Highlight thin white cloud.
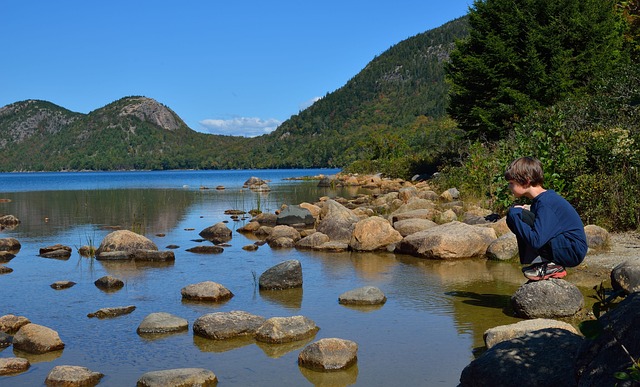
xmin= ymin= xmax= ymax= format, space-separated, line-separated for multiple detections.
xmin=199 ymin=116 xmax=282 ymax=137
xmin=299 ymin=96 xmax=322 ymax=111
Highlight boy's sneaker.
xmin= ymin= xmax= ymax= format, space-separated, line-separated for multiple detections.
xmin=522 ymin=262 xmax=566 ymax=281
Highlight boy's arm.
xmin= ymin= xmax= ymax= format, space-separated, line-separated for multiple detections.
xmin=507 ymin=203 xmax=560 ymax=250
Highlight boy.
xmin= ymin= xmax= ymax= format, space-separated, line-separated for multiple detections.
xmin=504 ymin=157 xmax=588 ymax=281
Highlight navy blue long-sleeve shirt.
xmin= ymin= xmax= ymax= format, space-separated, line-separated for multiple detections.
xmin=506 ymin=190 xmax=588 ymax=267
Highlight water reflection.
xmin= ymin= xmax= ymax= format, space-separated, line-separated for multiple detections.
xmin=299 ymin=364 xmax=359 ymax=386
xmin=256 ymin=336 xmax=316 ymax=358
xmin=193 ymin=335 xmax=255 ymax=353
xmin=259 ymin=288 xmax=303 ymax=310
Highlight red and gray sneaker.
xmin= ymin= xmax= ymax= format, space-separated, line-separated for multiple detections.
xmin=522 ymin=262 xmax=566 ymax=281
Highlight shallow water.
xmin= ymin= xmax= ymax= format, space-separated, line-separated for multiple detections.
xmin=0 ymin=170 xmax=593 ymax=386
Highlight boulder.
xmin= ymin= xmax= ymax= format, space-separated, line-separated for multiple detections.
xmin=0 ymin=265 xmax=13 ymax=274
xmin=313 ymin=241 xmax=350 ymax=252
xmin=45 ymin=365 xmax=103 ymax=386
xmin=441 ymin=188 xmax=460 ymax=201
xmin=0 ymin=214 xmax=20 ymax=226
xmin=39 ymin=244 xmax=72 ymax=255
xmin=255 ymin=316 xmax=319 ymax=344
xmin=316 ymin=200 xmax=360 ymax=243
xmin=0 ymin=357 xmax=30 ymax=375
xmin=78 ymin=245 xmax=96 ymax=257
xmin=237 ymin=221 xmax=261 ymax=233
xmin=576 ymin=292 xmax=640 ymax=386
xmin=12 ymin=323 xmax=65 ymax=354
xmin=584 ymin=224 xmax=610 ymax=252
xmin=484 ymin=318 xmax=579 ymax=349
xmin=0 ymin=251 xmax=16 ymax=263
xmin=137 ymin=368 xmax=217 ymax=387
xmin=296 ymin=232 xmax=330 ymax=249
xmin=198 ymin=222 xmax=232 ymax=244
xmin=459 ymin=328 xmax=583 ymax=386
xmin=349 ymin=216 xmax=403 ymax=251
xmin=338 ymin=286 xmax=386 ymax=305
xmin=396 ymin=221 xmax=497 ymax=259
xmin=137 ymin=312 xmax=189 ymax=334
xmin=486 ymin=232 xmax=518 ymax=261
xmin=266 ymin=225 xmax=302 ymax=243
xmin=276 ymin=205 xmax=315 ymax=226
xmin=193 ymin=310 xmax=266 ymax=340
xmin=299 ymin=202 xmax=321 ymax=218
xmin=87 ymin=305 xmax=136 ymax=319
xmin=393 ymin=218 xmax=437 ymax=237
xmin=242 ymin=244 xmax=259 ymax=251
xmin=95 ymin=230 xmax=157 ymax=255
xmin=94 ymin=275 xmax=124 ymax=290
xmin=268 ymin=237 xmax=296 ymax=248
xmin=298 ymin=338 xmax=358 ymax=371
xmin=252 ymin=212 xmax=277 ymax=225
xmin=0 ymin=237 xmax=21 ymax=252
xmin=511 ymin=279 xmax=584 ymax=318
xmin=610 ymin=260 xmax=640 ymax=295
xmin=0 ymin=314 xmax=30 ymax=334
xmin=259 ymin=260 xmax=303 ymax=290
xmin=181 ymin=281 xmax=234 ymax=302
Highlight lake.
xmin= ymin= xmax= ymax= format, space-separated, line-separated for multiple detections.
xmin=0 ymin=169 xmax=587 ymax=386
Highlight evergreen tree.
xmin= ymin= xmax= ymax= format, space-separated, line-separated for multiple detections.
xmin=446 ymin=0 xmax=626 ymax=140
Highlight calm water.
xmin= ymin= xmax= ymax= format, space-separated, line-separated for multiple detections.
xmin=0 ymin=170 xmax=593 ymax=386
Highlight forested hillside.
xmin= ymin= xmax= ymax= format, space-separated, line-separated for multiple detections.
xmin=0 ymin=17 xmax=469 ymax=173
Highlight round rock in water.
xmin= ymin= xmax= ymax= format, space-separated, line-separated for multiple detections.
xmin=193 ymin=311 xmax=266 ymax=340
xmin=50 ymin=280 xmax=76 ymax=290
xmin=511 ymin=279 xmax=584 ymax=318
xmin=181 ymin=281 xmax=233 ymax=302
xmin=137 ymin=312 xmax=189 ymax=335
xmin=45 ymin=365 xmax=103 ymax=386
xmin=259 ymin=260 xmax=303 ymax=290
xmin=338 ymin=286 xmax=387 ymax=306
xmin=298 ymin=338 xmax=358 ymax=371
xmin=95 ymin=229 xmax=158 ymax=255
xmin=0 ymin=357 xmax=30 ymax=375
xmin=255 ymin=316 xmax=319 ymax=344
xmin=12 ymin=323 xmax=65 ymax=354
xmin=137 ymin=368 xmax=217 ymax=387
xmin=198 ymin=222 xmax=232 ymax=244
xmin=94 ymin=275 xmax=124 ymax=290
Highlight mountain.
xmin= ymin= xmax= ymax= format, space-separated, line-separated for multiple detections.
xmin=0 ymin=16 xmax=469 ymax=172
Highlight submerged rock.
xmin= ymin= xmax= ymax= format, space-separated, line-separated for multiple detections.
xmin=87 ymin=305 xmax=136 ymax=319
xmin=137 ymin=368 xmax=217 ymax=387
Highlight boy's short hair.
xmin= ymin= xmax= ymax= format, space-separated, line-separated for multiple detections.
xmin=504 ymin=157 xmax=544 ymax=186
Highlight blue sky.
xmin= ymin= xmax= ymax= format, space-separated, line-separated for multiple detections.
xmin=1 ymin=1 xmax=472 ymax=137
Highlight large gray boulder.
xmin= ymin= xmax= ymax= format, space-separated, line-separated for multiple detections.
xmin=316 ymin=200 xmax=360 ymax=243
xmin=460 ymin=328 xmax=583 ymax=387
xmin=259 ymin=260 xmax=303 ymax=290
xmin=396 ymin=221 xmax=497 ymax=259
xmin=45 ymin=365 xmax=103 ymax=386
xmin=137 ymin=368 xmax=217 ymax=387
xmin=576 ymin=292 xmax=640 ymax=386
xmin=198 ymin=222 xmax=232 ymax=244
xmin=511 ymin=279 xmax=584 ymax=318
xmin=298 ymin=338 xmax=358 ymax=371
xmin=95 ymin=230 xmax=157 ymax=255
xmin=611 ymin=260 xmax=640 ymax=295
xmin=296 ymin=232 xmax=330 ymax=249
xmin=12 ymin=323 xmax=65 ymax=354
xmin=193 ymin=311 xmax=266 ymax=340
xmin=254 ymin=316 xmax=319 ymax=344
xmin=392 ymin=218 xmax=437 ymax=237
xmin=276 ymin=205 xmax=315 ymax=226
xmin=349 ymin=216 xmax=402 ymax=251
xmin=584 ymin=224 xmax=610 ymax=252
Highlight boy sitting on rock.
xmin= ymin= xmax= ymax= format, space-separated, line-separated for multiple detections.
xmin=504 ymin=156 xmax=588 ymax=281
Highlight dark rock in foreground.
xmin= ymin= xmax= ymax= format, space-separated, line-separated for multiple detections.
xmin=459 ymin=328 xmax=583 ymax=387
xmin=511 ymin=279 xmax=584 ymax=318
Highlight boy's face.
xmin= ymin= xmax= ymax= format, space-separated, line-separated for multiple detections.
xmin=507 ymin=180 xmax=527 ymax=198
